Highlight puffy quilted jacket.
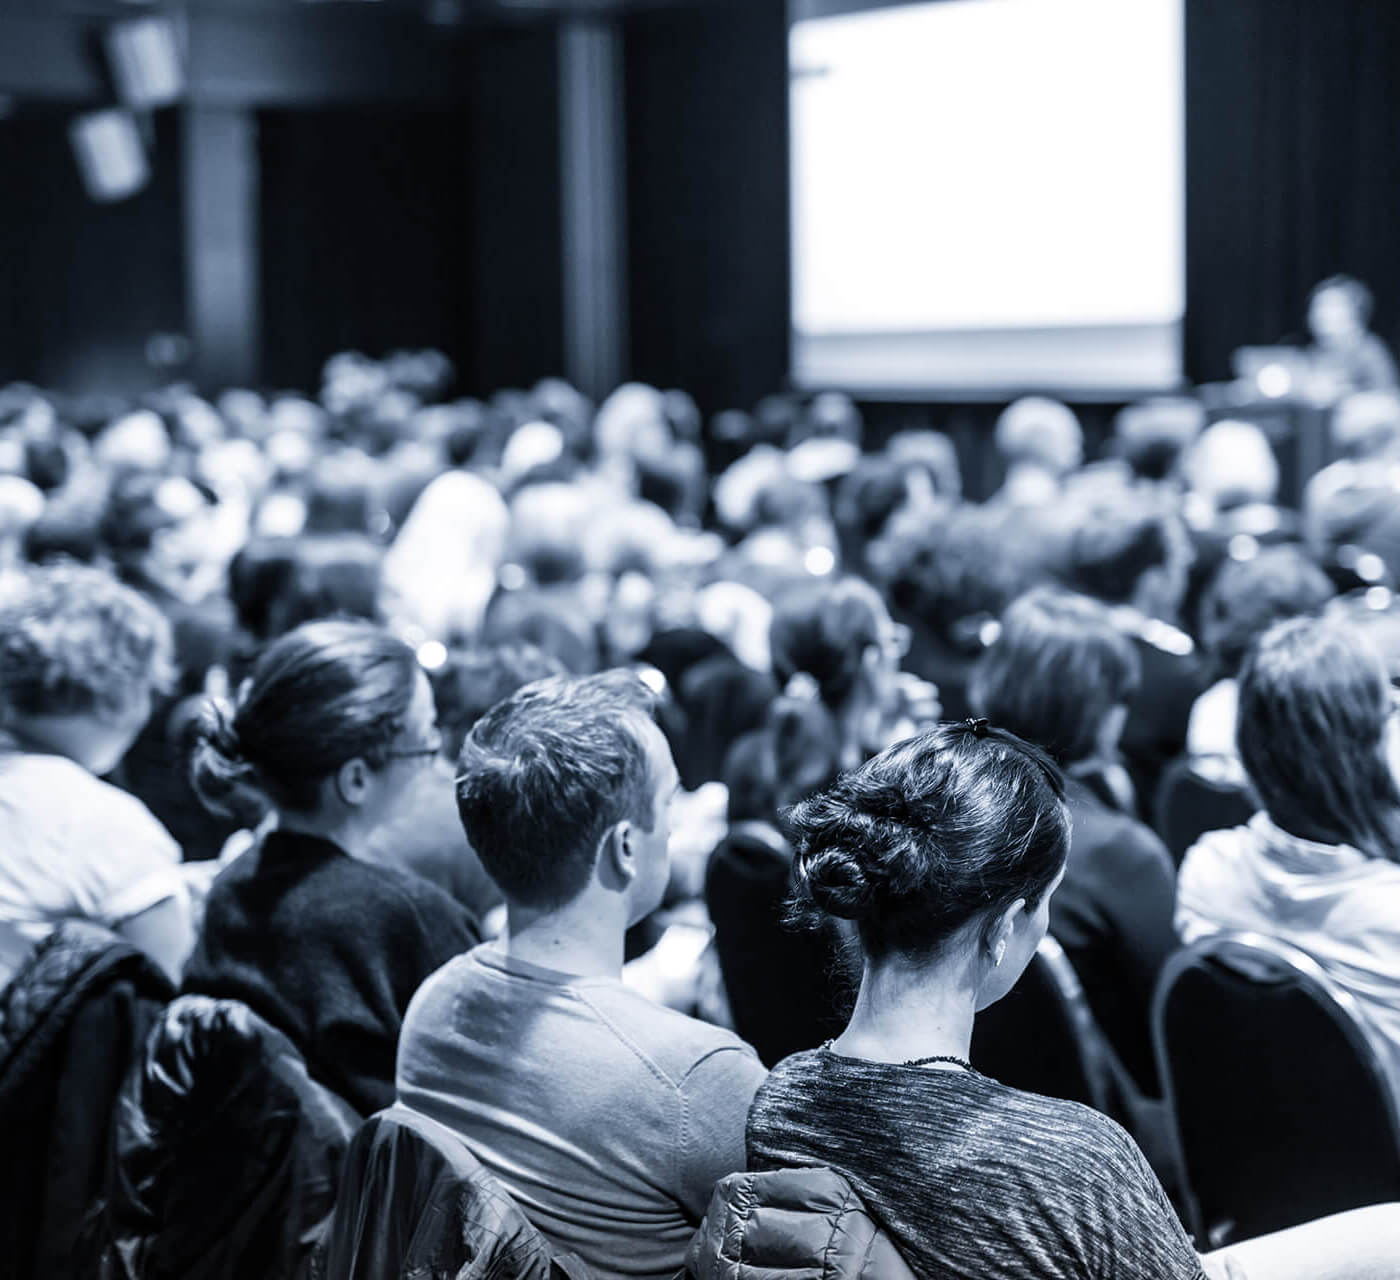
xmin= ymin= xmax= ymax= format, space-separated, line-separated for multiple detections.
xmin=0 ymin=921 xmax=174 ymax=1279
xmin=318 ymin=1104 xmax=593 ymax=1279
xmin=686 ymin=1167 xmax=916 ymax=1279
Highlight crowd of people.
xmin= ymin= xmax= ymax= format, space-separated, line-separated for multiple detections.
xmin=6 ymin=329 xmax=1400 ymax=1276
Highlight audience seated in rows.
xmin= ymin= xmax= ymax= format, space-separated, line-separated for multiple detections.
xmin=10 ymin=354 xmax=1400 ymax=1274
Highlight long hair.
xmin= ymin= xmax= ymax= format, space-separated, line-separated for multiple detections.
xmin=1238 ymin=616 xmax=1400 ymax=860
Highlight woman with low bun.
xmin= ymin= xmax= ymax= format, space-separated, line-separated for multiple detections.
xmin=705 ymin=577 xmax=938 ymax=1065
xmin=725 ymin=722 xmax=1400 ymax=1280
xmin=183 ymin=619 xmax=480 ymax=1114
xmin=766 ymin=575 xmax=936 ymax=773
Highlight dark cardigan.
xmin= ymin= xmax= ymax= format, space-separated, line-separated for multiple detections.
xmin=183 ymin=829 xmax=480 ymax=1115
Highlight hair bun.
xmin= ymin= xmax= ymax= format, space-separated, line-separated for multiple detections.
xmin=797 ymin=845 xmax=877 ymax=921
xmin=201 ymin=697 xmax=246 ymax=761
xmin=190 ymin=696 xmax=262 ymax=818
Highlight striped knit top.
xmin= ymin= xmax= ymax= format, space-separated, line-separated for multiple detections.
xmin=748 ymin=1048 xmax=1207 ymax=1279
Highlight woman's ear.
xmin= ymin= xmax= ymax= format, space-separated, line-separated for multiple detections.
xmin=986 ymin=898 xmax=1027 ymax=968
xmin=335 ymin=757 xmax=372 ymax=807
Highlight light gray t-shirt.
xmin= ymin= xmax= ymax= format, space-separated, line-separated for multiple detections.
xmin=396 ymin=943 xmax=767 ymax=1280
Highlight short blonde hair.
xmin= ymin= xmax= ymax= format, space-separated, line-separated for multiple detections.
xmin=0 ymin=563 xmax=175 ymax=718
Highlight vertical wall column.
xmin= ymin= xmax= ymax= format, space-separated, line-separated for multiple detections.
xmin=558 ymin=18 xmax=628 ymax=401
xmin=181 ymin=105 xmax=260 ymax=389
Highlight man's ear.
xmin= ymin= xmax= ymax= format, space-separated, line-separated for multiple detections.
xmin=335 ymin=757 xmax=372 ymax=807
xmin=598 ymin=821 xmax=637 ymax=891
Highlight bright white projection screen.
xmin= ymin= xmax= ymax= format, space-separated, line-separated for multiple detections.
xmin=789 ymin=0 xmax=1185 ymax=395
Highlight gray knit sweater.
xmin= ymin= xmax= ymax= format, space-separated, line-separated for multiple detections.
xmin=748 ymin=1047 xmax=1207 ymax=1279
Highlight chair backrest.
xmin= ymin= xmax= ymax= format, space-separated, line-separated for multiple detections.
xmin=1154 ymin=931 xmax=1400 ymax=1246
xmin=1153 ymin=755 xmax=1255 ymax=865
xmin=971 ymin=935 xmax=1115 ymax=1113
xmin=320 ymin=1105 xmax=590 ymax=1280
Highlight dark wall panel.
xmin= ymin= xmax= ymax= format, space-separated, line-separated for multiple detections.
xmin=257 ymin=106 xmax=476 ymax=390
xmin=0 ymin=107 xmax=185 ymax=394
xmin=459 ymin=25 xmax=565 ymax=396
xmin=623 ymin=0 xmax=789 ymax=413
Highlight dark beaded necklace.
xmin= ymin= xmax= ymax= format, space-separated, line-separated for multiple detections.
xmin=822 ymin=1041 xmax=973 ymax=1073
xmin=902 ymin=1053 xmax=973 ymax=1071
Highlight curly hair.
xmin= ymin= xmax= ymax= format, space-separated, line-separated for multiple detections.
xmin=0 ymin=563 xmax=175 ymax=718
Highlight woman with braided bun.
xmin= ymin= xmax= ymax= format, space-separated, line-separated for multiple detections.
xmin=183 ymin=618 xmax=479 ymax=1114
xmin=726 ymin=721 xmax=1400 ymax=1280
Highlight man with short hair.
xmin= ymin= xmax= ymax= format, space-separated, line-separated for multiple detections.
xmin=396 ymin=671 xmax=766 ymax=1279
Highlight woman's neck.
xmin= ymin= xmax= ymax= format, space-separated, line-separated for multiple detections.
xmin=832 ymin=953 xmax=978 ymax=1065
xmin=275 ymin=810 xmax=373 ymax=861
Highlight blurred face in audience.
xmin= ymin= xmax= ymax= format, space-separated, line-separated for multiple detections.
xmin=623 ymin=716 xmax=681 ymax=925
xmin=338 ymin=669 xmax=442 ymax=831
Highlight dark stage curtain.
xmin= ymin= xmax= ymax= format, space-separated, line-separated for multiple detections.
xmin=623 ymin=0 xmax=790 ymax=413
xmin=257 ymin=28 xmax=564 ymax=397
xmin=1185 ymin=0 xmax=1400 ymax=382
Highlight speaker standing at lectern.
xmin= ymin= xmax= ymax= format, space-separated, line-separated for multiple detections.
xmin=1306 ymin=274 xmax=1400 ymax=396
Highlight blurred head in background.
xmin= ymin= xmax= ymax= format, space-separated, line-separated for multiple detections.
xmin=0 ymin=562 xmax=175 ymax=775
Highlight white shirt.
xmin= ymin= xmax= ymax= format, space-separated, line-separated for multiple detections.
xmin=1178 ymin=812 xmax=1400 ymax=1095
xmin=0 ymin=748 xmax=185 ymax=987
xmin=1184 ymin=677 xmax=1248 ymax=786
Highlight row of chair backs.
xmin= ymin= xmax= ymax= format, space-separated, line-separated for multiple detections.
xmin=972 ymin=934 xmax=1117 ymax=1112
xmin=969 ymin=926 xmax=1400 ymax=1251
xmin=1153 ymin=931 xmax=1400 ymax=1246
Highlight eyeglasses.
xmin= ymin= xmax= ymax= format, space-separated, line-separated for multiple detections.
xmin=385 ymin=726 xmax=444 ymax=763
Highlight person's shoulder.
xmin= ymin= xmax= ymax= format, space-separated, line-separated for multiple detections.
xmin=1066 ymin=784 xmax=1168 ymax=867
xmin=349 ymin=857 xmax=480 ymax=942
xmin=990 ymin=1083 xmax=1151 ymax=1177
xmin=583 ymin=979 xmax=763 ymax=1085
xmin=59 ymin=765 xmax=180 ymax=862
xmin=1180 ymin=821 xmax=1255 ymax=875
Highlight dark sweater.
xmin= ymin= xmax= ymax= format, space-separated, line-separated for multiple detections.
xmin=1053 ymin=775 xmax=1180 ymax=1097
xmin=749 ymin=1050 xmax=1206 ymax=1280
xmin=705 ymin=822 xmax=851 ymax=1068
xmin=183 ymin=830 xmax=479 ymax=1115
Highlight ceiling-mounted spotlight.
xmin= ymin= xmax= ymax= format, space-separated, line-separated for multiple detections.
xmin=104 ymin=14 xmax=184 ymax=109
xmin=70 ymin=109 xmax=150 ymax=203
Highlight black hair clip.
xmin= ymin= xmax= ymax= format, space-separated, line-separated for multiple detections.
xmin=965 ymin=717 xmax=990 ymax=737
